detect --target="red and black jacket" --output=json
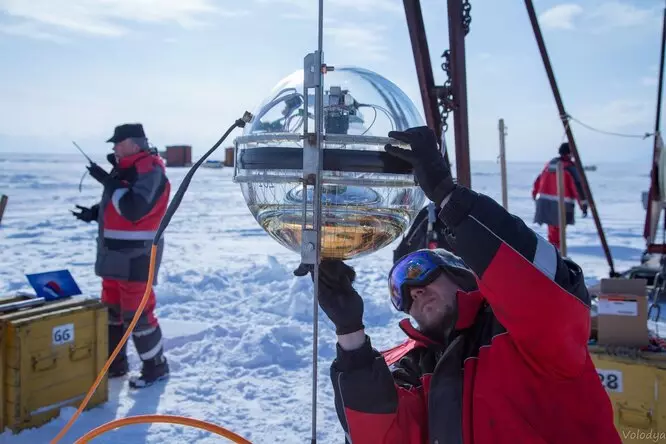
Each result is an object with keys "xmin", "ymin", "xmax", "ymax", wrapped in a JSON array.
[
  {"xmin": 329, "ymin": 186, "xmax": 621, "ymax": 444},
  {"xmin": 94, "ymin": 150, "xmax": 170, "ymax": 282},
  {"xmin": 532, "ymin": 156, "xmax": 586, "ymax": 226}
]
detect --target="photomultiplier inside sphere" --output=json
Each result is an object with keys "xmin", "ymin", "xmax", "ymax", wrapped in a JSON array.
[{"xmin": 234, "ymin": 66, "xmax": 427, "ymax": 260}]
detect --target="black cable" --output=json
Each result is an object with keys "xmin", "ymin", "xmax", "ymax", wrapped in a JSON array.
[
  {"xmin": 78, "ymin": 170, "xmax": 87, "ymax": 192},
  {"xmin": 154, "ymin": 112, "xmax": 252, "ymax": 245}
]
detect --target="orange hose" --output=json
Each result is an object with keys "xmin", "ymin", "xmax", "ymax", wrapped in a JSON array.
[
  {"xmin": 73, "ymin": 414, "xmax": 253, "ymax": 444},
  {"xmin": 51, "ymin": 246, "xmax": 253, "ymax": 443},
  {"xmin": 50, "ymin": 245, "xmax": 148, "ymax": 442}
]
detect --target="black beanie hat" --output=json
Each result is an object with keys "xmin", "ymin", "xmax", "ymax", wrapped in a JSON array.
[{"xmin": 559, "ymin": 142, "xmax": 571, "ymax": 156}]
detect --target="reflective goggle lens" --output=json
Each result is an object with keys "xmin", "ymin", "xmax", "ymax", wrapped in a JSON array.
[{"xmin": 389, "ymin": 250, "xmax": 444, "ymax": 312}]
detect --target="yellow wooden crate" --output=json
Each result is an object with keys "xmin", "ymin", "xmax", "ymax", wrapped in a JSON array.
[
  {"xmin": 0, "ymin": 296, "xmax": 108, "ymax": 434},
  {"xmin": 589, "ymin": 345, "xmax": 666, "ymax": 443}
]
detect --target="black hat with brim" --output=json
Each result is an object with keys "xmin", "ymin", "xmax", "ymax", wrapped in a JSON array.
[{"xmin": 107, "ymin": 123, "xmax": 146, "ymax": 143}]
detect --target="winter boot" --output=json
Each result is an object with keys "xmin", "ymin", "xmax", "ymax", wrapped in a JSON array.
[
  {"xmin": 108, "ymin": 324, "xmax": 129, "ymax": 378},
  {"xmin": 129, "ymin": 354, "xmax": 170, "ymax": 389}
]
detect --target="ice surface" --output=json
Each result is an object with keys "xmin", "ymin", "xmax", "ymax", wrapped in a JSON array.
[{"xmin": 0, "ymin": 151, "xmax": 658, "ymax": 443}]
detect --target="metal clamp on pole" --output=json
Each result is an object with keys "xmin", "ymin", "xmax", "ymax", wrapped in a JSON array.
[{"xmin": 301, "ymin": 50, "xmax": 324, "ymax": 267}]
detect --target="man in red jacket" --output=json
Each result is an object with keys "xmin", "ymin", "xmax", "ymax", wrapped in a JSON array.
[
  {"xmin": 532, "ymin": 142, "xmax": 588, "ymax": 251},
  {"xmin": 73, "ymin": 123, "xmax": 170, "ymax": 389},
  {"xmin": 304, "ymin": 127, "xmax": 620, "ymax": 443}
]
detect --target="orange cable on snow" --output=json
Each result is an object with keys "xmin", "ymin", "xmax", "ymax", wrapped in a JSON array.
[
  {"xmin": 73, "ymin": 414, "xmax": 253, "ymax": 444},
  {"xmin": 51, "ymin": 248, "xmax": 253, "ymax": 444},
  {"xmin": 50, "ymin": 246, "xmax": 159, "ymax": 444}
]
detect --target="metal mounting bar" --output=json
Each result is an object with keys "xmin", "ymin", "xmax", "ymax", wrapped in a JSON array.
[
  {"xmin": 643, "ymin": 5, "xmax": 666, "ymax": 246},
  {"xmin": 524, "ymin": 0, "xmax": 616, "ymax": 276},
  {"xmin": 447, "ymin": 0, "xmax": 472, "ymax": 188},
  {"xmin": 403, "ymin": 1, "xmax": 443, "ymax": 143}
]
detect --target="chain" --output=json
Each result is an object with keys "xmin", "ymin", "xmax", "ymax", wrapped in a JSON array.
[
  {"xmin": 439, "ymin": 50, "xmax": 453, "ymax": 134},
  {"xmin": 462, "ymin": 0, "xmax": 472, "ymax": 35},
  {"xmin": 438, "ymin": 0, "xmax": 472, "ymax": 135}
]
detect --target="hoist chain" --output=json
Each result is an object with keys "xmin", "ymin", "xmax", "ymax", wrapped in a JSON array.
[
  {"xmin": 439, "ymin": 51, "xmax": 453, "ymax": 134},
  {"xmin": 462, "ymin": 0, "xmax": 472, "ymax": 36},
  {"xmin": 438, "ymin": 0, "xmax": 472, "ymax": 135}
]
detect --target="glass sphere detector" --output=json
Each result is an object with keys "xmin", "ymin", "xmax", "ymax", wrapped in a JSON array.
[{"xmin": 233, "ymin": 66, "xmax": 427, "ymax": 259}]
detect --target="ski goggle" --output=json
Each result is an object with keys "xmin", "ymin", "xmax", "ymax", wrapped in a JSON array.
[{"xmin": 388, "ymin": 249, "xmax": 470, "ymax": 313}]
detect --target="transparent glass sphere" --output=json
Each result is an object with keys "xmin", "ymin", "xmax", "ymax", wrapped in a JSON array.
[
  {"xmin": 234, "ymin": 66, "xmax": 427, "ymax": 260},
  {"xmin": 243, "ymin": 66, "xmax": 424, "ymax": 137}
]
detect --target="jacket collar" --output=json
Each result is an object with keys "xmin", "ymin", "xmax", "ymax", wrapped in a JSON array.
[
  {"xmin": 399, "ymin": 318, "xmax": 438, "ymax": 346},
  {"xmin": 549, "ymin": 155, "xmax": 573, "ymax": 167},
  {"xmin": 398, "ymin": 289, "xmax": 485, "ymax": 346},
  {"xmin": 118, "ymin": 150, "xmax": 151, "ymax": 169}
]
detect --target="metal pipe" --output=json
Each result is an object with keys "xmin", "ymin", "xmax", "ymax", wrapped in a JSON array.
[
  {"xmin": 310, "ymin": 0, "xmax": 324, "ymax": 439},
  {"xmin": 523, "ymin": 0, "xmax": 616, "ymax": 276},
  {"xmin": 403, "ymin": 1, "xmax": 444, "ymax": 147},
  {"xmin": 447, "ymin": 0, "xmax": 472, "ymax": 188},
  {"xmin": 654, "ymin": 4, "xmax": 666, "ymax": 140},
  {"xmin": 644, "ymin": 4, "xmax": 666, "ymax": 245},
  {"xmin": 556, "ymin": 160, "xmax": 567, "ymax": 256},
  {"xmin": 498, "ymin": 119, "xmax": 508, "ymax": 210}
]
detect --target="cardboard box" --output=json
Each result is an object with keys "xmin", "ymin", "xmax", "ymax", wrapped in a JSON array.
[{"xmin": 597, "ymin": 278, "xmax": 648, "ymax": 348}]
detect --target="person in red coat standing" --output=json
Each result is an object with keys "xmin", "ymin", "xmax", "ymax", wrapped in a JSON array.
[
  {"xmin": 72, "ymin": 123, "xmax": 171, "ymax": 389},
  {"xmin": 532, "ymin": 142, "xmax": 588, "ymax": 251}
]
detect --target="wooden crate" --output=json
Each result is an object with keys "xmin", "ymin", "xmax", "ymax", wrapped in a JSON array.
[{"xmin": 0, "ymin": 296, "xmax": 108, "ymax": 433}]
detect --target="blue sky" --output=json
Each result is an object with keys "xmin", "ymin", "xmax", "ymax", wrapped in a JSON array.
[{"xmin": 0, "ymin": 0, "xmax": 662, "ymax": 163}]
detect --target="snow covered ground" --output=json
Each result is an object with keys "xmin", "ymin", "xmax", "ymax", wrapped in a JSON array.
[{"xmin": 0, "ymin": 150, "xmax": 656, "ymax": 443}]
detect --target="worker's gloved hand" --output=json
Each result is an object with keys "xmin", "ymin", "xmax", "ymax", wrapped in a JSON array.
[
  {"xmin": 384, "ymin": 126, "xmax": 456, "ymax": 206},
  {"xmin": 293, "ymin": 260, "xmax": 365, "ymax": 335},
  {"xmin": 106, "ymin": 153, "xmax": 118, "ymax": 167},
  {"xmin": 88, "ymin": 162, "xmax": 124, "ymax": 191},
  {"xmin": 71, "ymin": 204, "xmax": 99, "ymax": 223},
  {"xmin": 582, "ymin": 204, "xmax": 588, "ymax": 218},
  {"xmin": 87, "ymin": 162, "xmax": 110, "ymax": 184}
]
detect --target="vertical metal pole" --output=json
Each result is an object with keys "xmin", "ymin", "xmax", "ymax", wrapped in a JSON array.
[
  {"xmin": 300, "ymin": 2, "xmax": 324, "ymax": 442},
  {"xmin": 498, "ymin": 119, "xmax": 508, "ymax": 210},
  {"xmin": 556, "ymin": 161, "xmax": 567, "ymax": 256},
  {"xmin": 524, "ymin": 0, "xmax": 615, "ymax": 275},
  {"xmin": 447, "ymin": 0, "xmax": 472, "ymax": 188},
  {"xmin": 311, "ymin": 1, "xmax": 324, "ymax": 442}
]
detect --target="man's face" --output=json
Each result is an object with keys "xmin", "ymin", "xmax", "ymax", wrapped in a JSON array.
[
  {"xmin": 407, "ymin": 272, "xmax": 459, "ymax": 331},
  {"xmin": 113, "ymin": 139, "xmax": 140, "ymax": 160}
]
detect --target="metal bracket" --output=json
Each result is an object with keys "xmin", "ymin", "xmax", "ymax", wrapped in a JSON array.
[
  {"xmin": 300, "ymin": 229, "xmax": 318, "ymax": 264},
  {"xmin": 303, "ymin": 51, "xmax": 322, "ymax": 88},
  {"xmin": 300, "ymin": 51, "xmax": 324, "ymax": 266}
]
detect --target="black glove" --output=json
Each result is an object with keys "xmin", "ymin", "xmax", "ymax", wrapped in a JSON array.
[
  {"xmin": 106, "ymin": 153, "xmax": 118, "ymax": 167},
  {"xmin": 582, "ymin": 205, "xmax": 588, "ymax": 218},
  {"xmin": 294, "ymin": 260, "xmax": 365, "ymax": 335},
  {"xmin": 384, "ymin": 126, "xmax": 456, "ymax": 206},
  {"xmin": 71, "ymin": 204, "xmax": 99, "ymax": 223},
  {"xmin": 87, "ymin": 162, "xmax": 123, "ymax": 190},
  {"xmin": 87, "ymin": 162, "xmax": 110, "ymax": 184}
]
